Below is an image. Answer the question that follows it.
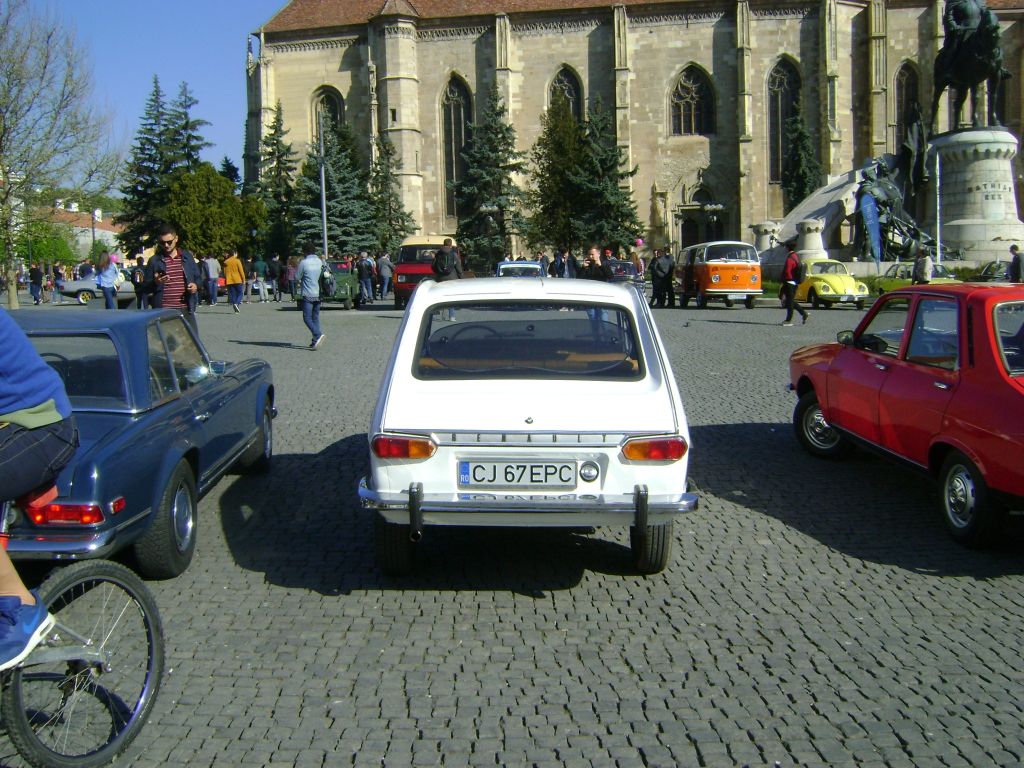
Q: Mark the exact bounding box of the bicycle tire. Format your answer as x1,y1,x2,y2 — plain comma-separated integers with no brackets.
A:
1,560,165,768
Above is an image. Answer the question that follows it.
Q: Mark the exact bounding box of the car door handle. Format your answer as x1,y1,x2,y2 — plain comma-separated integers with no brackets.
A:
195,412,211,422
933,381,950,390
874,363,889,371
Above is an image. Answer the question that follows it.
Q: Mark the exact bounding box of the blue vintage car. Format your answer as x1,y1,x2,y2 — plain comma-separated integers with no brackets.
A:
8,309,276,578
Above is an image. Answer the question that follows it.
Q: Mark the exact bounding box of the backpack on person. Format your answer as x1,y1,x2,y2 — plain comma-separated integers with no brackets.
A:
319,263,336,298
432,249,453,277
131,266,146,286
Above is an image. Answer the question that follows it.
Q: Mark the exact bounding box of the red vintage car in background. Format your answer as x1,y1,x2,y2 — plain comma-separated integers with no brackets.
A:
789,283,1024,546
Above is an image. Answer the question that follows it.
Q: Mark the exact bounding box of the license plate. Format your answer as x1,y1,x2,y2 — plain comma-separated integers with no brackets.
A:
840,295,852,301
727,293,746,300
458,461,576,489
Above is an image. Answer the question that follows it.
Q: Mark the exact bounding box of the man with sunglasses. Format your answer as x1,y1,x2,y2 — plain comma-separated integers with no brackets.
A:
144,223,202,332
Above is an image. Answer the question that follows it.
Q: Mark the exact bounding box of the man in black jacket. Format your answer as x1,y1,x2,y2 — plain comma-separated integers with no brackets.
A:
144,223,202,332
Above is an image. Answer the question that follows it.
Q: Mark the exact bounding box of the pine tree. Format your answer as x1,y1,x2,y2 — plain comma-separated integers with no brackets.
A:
218,157,241,192
526,91,586,253
257,102,299,259
781,112,822,213
454,84,526,272
167,81,211,173
292,121,377,256
116,76,175,252
569,97,642,253
368,134,416,257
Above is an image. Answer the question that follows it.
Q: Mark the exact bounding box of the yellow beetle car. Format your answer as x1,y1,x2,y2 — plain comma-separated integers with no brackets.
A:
794,258,870,310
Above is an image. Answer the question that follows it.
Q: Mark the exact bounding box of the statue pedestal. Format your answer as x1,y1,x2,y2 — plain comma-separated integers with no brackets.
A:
922,128,1024,262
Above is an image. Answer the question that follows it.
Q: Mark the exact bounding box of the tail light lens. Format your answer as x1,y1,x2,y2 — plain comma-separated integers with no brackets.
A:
372,435,436,459
622,437,688,462
28,503,105,526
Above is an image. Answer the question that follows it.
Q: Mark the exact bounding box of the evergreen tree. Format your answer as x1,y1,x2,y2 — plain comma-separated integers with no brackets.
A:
167,81,211,173
116,77,173,252
292,121,376,256
369,134,416,257
781,112,822,213
454,84,526,272
569,98,642,253
164,163,245,256
218,157,241,192
257,102,299,258
526,91,586,253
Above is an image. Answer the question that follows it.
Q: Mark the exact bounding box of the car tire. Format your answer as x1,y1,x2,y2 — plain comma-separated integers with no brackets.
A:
343,297,353,311
744,295,756,309
630,521,673,574
76,290,93,305
940,451,1005,547
724,298,734,308
680,294,690,308
375,514,414,576
793,391,852,459
809,289,822,309
239,401,273,474
134,459,197,579
394,295,405,310
855,299,866,310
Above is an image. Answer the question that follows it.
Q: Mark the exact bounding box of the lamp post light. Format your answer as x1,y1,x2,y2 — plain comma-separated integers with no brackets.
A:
702,202,724,240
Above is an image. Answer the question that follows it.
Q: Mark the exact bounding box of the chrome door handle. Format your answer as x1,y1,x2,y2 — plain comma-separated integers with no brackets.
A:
933,381,950,390
874,363,889,371
195,412,211,422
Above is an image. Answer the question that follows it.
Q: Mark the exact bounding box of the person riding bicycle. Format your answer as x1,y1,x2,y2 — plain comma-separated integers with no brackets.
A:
0,310,79,670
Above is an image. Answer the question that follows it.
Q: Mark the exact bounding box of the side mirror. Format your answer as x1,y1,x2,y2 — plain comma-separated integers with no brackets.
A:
209,360,228,376
837,330,854,346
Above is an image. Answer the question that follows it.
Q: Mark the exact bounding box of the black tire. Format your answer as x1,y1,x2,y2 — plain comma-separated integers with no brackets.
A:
239,402,273,474
940,451,1005,547
2,560,164,768
343,297,353,311
809,289,822,309
375,514,414,576
855,299,865,310
630,521,673,574
680,294,690,308
793,391,852,459
132,459,197,579
723,298,734,308
744,295,756,309
75,291,93,306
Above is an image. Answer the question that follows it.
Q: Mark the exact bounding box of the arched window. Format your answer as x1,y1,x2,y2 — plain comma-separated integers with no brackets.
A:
442,77,472,218
767,60,801,184
894,64,920,150
671,67,715,136
312,87,344,145
550,67,583,122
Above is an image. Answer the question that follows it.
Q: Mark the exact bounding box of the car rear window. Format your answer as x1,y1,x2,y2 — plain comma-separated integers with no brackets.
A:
994,301,1024,375
29,333,128,404
415,302,643,380
400,245,451,264
704,244,757,262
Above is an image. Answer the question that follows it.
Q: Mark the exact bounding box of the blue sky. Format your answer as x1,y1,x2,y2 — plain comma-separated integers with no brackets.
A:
65,0,289,171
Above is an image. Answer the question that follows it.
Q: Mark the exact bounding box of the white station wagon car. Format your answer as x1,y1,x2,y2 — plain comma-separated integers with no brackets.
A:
359,277,698,575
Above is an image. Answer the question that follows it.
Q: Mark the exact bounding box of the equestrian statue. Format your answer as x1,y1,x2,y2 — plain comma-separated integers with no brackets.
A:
930,0,1010,130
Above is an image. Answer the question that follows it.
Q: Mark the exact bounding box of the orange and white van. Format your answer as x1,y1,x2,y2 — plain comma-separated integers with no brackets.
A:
675,240,762,309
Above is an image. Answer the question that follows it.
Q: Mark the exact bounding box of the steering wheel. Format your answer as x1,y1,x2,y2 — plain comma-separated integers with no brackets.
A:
449,324,500,341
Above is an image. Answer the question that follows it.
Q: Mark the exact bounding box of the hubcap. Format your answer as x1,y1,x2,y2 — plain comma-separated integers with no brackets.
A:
171,483,195,552
804,405,840,450
945,464,976,529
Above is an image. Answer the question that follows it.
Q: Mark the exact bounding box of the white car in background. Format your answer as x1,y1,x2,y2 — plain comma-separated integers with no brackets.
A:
359,277,698,575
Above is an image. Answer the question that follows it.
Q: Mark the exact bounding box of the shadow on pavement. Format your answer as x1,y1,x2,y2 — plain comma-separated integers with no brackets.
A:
689,422,1024,577
215,435,635,596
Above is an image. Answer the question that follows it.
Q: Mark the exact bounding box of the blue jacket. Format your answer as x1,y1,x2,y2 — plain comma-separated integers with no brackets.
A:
0,311,71,426
144,249,202,313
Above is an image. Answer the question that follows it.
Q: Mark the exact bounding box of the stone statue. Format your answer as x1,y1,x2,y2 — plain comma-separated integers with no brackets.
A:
855,158,939,262
930,0,1010,129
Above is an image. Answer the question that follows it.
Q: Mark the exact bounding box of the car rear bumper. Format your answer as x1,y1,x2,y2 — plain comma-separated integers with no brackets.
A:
5,530,122,560
359,477,698,530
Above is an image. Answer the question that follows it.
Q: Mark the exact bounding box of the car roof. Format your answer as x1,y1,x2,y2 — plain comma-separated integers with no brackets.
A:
415,276,637,304
683,240,755,250
884,283,1023,299
9,308,182,335
401,235,457,247
496,260,541,267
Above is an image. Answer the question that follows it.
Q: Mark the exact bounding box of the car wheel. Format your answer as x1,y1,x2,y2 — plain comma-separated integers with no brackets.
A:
694,292,707,309
394,295,404,310
343,297,353,311
76,290,93,305
630,521,673,574
239,401,273,474
855,299,865,310
724,298,734,308
680,294,690,308
793,391,852,459
133,459,197,579
940,451,1005,547
744,295,756,309
375,514,414,576
809,289,822,309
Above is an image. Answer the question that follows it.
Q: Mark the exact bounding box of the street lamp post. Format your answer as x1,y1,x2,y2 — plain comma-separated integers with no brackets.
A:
702,203,724,240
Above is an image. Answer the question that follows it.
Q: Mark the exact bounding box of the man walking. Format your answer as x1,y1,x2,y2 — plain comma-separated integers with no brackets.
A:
780,241,809,326
130,257,149,309
203,255,222,306
377,252,395,299
1008,244,1022,282
28,263,43,305
144,223,202,333
295,250,325,349
356,252,376,304
649,249,675,308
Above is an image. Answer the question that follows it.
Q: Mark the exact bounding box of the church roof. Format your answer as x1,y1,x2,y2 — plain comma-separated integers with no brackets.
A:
261,0,688,34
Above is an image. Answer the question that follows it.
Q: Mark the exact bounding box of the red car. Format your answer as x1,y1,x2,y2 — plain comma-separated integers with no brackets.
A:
789,283,1024,546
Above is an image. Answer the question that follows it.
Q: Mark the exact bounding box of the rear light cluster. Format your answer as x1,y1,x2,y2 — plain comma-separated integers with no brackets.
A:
622,437,688,461
372,435,436,459
22,496,124,526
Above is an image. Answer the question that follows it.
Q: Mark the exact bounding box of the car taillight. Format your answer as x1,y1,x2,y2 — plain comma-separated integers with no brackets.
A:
622,437,688,461
372,435,436,459
28,503,105,525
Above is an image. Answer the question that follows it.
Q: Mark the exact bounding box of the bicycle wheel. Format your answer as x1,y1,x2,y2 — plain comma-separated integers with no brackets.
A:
1,560,164,768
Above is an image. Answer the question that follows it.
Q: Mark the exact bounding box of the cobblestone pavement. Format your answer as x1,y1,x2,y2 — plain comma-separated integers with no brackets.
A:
4,295,1024,767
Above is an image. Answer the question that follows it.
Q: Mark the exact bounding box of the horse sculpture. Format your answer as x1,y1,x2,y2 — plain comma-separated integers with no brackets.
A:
930,2,1011,130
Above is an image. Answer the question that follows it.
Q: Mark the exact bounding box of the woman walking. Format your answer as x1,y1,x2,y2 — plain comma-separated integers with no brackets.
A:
224,250,246,313
95,252,120,309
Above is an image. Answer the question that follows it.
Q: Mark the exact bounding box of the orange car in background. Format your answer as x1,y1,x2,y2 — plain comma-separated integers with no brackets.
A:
675,240,763,309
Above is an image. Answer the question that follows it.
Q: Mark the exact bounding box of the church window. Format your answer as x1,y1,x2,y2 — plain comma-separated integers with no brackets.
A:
671,67,715,136
550,67,583,122
442,77,472,218
312,87,344,145
894,64,920,150
767,61,801,184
